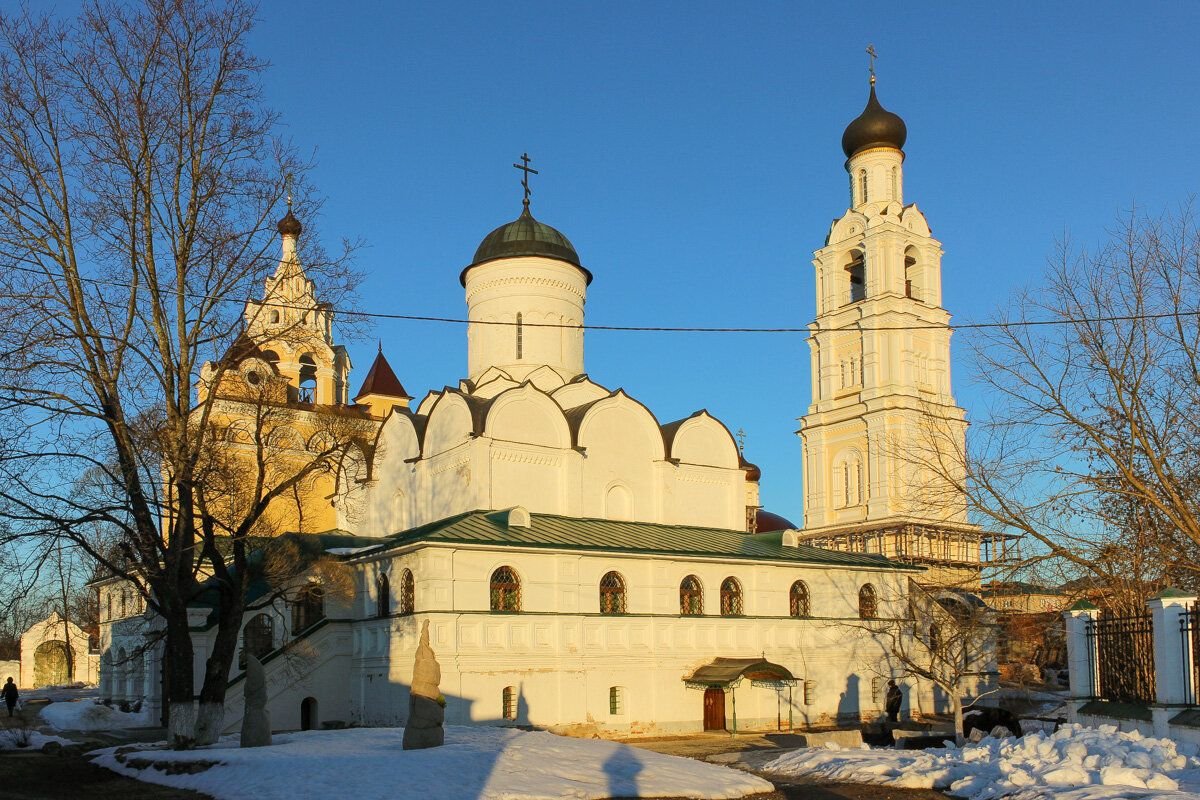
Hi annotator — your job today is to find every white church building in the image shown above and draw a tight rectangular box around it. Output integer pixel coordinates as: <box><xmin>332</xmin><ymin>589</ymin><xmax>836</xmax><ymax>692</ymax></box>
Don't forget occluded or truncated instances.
<box><xmin>98</xmin><ymin>78</ymin><xmax>993</xmax><ymax>736</ymax></box>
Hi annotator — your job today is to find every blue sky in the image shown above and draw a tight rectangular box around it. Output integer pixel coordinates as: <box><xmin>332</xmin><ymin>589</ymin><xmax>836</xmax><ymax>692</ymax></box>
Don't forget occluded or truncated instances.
<box><xmin>36</xmin><ymin>1</ymin><xmax>1200</xmax><ymax>523</ymax></box>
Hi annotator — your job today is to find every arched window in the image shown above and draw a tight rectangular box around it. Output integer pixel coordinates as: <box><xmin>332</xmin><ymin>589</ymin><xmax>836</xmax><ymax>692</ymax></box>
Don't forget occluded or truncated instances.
<box><xmin>720</xmin><ymin>577</ymin><xmax>743</xmax><ymax>616</ymax></box>
<box><xmin>789</xmin><ymin>580</ymin><xmax>811</xmax><ymax>618</ymax></box>
<box><xmin>269</xmin><ymin>309</ymin><xmax>280</xmax><ymax>324</ymax></box>
<box><xmin>400</xmin><ymin>569</ymin><xmax>415</xmax><ymax>615</ymax></box>
<box><xmin>891</xmin><ymin>166</ymin><xmax>899</xmax><ymax>200</ymax></box>
<box><xmin>298</xmin><ymin>353</ymin><xmax>317</xmax><ymax>403</ymax></box>
<box><xmin>845</xmin><ymin>250</ymin><xmax>865</xmax><ymax>304</ymax></box>
<box><xmin>292</xmin><ymin>584</ymin><xmax>325</xmax><ymax>633</ymax></box>
<box><xmin>376</xmin><ymin>573</ymin><xmax>390</xmax><ymax>618</ymax></box>
<box><xmin>929</xmin><ymin>623</ymin><xmax>941</xmax><ymax>652</ymax></box>
<box><xmin>490</xmin><ymin>566</ymin><xmax>521</xmax><ymax>612</ymax></box>
<box><xmin>859</xmin><ymin>169</ymin><xmax>868</xmax><ymax>204</ymax></box>
<box><xmin>904</xmin><ymin>246</ymin><xmax>919</xmax><ymax>301</ymax></box>
<box><xmin>679</xmin><ymin>575</ymin><xmax>703</xmax><ymax>616</ymax></box>
<box><xmin>609</xmin><ymin>686</ymin><xmax>625</xmax><ymax>715</ymax></box>
<box><xmin>106</xmin><ymin>594</ymin><xmax>112</xmax><ymax>621</ymax></box>
<box><xmin>502</xmin><ymin>686</ymin><xmax>517</xmax><ymax>720</ymax></box>
<box><xmin>515</xmin><ymin>313</ymin><xmax>523</xmax><ymax>359</ymax></box>
<box><xmin>859</xmin><ymin>584</ymin><xmax>878</xmax><ymax>620</ymax></box>
<box><xmin>599</xmin><ymin>571</ymin><xmax>626</xmax><ymax>615</ymax></box>
<box><xmin>241</xmin><ymin>613</ymin><xmax>274</xmax><ymax>669</ymax></box>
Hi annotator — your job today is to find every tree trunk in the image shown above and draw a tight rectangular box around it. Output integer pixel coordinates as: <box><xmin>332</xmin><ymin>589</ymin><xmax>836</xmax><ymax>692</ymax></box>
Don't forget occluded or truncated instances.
<box><xmin>163</xmin><ymin>607</ymin><xmax>197</xmax><ymax>749</ymax></box>
<box><xmin>950</xmin><ymin>691</ymin><xmax>965</xmax><ymax>747</ymax></box>
<box><xmin>194</xmin><ymin>592</ymin><xmax>246</xmax><ymax>745</ymax></box>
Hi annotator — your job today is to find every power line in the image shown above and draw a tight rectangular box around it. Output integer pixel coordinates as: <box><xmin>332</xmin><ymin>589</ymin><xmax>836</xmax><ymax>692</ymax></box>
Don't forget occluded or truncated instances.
<box><xmin>6</xmin><ymin>260</ymin><xmax>1199</xmax><ymax>334</ymax></box>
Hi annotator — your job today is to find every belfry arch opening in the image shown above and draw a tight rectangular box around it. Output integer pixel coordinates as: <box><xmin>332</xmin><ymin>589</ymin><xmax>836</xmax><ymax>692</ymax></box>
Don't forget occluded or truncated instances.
<box><xmin>844</xmin><ymin>249</ymin><xmax>865</xmax><ymax>305</ymax></box>
<box><xmin>904</xmin><ymin>246</ymin><xmax>921</xmax><ymax>301</ymax></box>
<box><xmin>298</xmin><ymin>353</ymin><xmax>317</xmax><ymax>402</ymax></box>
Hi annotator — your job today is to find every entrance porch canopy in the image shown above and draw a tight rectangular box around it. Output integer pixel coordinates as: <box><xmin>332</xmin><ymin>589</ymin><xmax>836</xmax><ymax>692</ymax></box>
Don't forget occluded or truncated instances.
<box><xmin>683</xmin><ymin>657</ymin><xmax>796</xmax><ymax>689</ymax></box>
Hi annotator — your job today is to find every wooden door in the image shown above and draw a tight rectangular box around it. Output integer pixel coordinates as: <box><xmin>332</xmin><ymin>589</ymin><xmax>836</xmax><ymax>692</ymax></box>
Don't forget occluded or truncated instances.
<box><xmin>703</xmin><ymin>687</ymin><xmax>726</xmax><ymax>731</ymax></box>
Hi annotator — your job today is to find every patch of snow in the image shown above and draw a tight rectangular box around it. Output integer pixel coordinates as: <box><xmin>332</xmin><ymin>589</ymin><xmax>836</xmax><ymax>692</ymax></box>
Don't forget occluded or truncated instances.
<box><xmin>765</xmin><ymin>723</ymin><xmax>1200</xmax><ymax>800</ymax></box>
<box><xmin>0</xmin><ymin>729</ymin><xmax>71</xmax><ymax>751</ymax></box>
<box><xmin>41</xmin><ymin>697</ymin><xmax>153</xmax><ymax>731</ymax></box>
<box><xmin>325</xmin><ymin>546</ymin><xmax>378</xmax><ymax>555</ymax></box>
<box><xmin>91</xmin><ymin>725</ymin><xmax>773</xmax><ymax>800</ymax></box>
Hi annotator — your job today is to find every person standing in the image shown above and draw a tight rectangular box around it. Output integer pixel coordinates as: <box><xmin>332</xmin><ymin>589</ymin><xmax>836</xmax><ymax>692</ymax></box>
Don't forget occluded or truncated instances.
<box><xmin>885</xmin><ymin>679</ymin><xmax>902</xmax><ymax>723</ymax></box>
<box><xmin>2</xmin><ymin>677</ymin><xmax>17</xmax><ymax>717</ymax></box>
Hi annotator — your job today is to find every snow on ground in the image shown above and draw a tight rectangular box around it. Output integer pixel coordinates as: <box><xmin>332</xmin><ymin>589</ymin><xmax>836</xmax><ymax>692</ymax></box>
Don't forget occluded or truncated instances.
<box><xmin>765</xmin><ymin>723</ymin><xmax>1200</xmax><ymax>800</ymax></box>
<box><xmin>41</xmin><ymin>696</ymin><xmax>152</xmax><ymax>731</ymax></box>
<box><xmin>92</xmin><ymin>725</ymin><xmax>774</xmax><ymax>800</ymax></box>
<box><xmin>0</xmin><ymin>727</ymin><xmax>70</xmax><ymax>752</ymax></box>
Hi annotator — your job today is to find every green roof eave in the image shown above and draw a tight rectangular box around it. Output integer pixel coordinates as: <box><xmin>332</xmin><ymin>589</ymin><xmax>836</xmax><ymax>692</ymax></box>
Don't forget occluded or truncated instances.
<box><xmin>361</xmin><ymin>510</ymin><xmax>922</xmax><ymax>571</ymax></box>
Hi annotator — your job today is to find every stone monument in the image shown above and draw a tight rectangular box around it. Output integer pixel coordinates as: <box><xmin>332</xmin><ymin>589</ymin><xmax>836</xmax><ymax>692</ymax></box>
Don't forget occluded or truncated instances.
<box><xmin>240</xmin><ymin>654</ymin><xmax>272</xmax><ymax>747</ymax></box>
<box><xmin>402</xmin><ymin>620</ymin><xmax>444</xmax><ymax>749</ymax></box>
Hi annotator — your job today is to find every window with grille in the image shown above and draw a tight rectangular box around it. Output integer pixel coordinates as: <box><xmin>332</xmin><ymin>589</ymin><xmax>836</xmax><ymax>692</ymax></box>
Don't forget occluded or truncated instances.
<box><xmin>502</xmin><ymin>686</ymin><xmax>517</xmax><ymax>720</ymax></box>
<box><xmin>859</xmin><ymin>170</ymin><xmax>868</xmax><ymax>204</ymax></box>
<box><xmin>679</xmin><ymin>575</ymin><xmax>703</xmax><ymax>615</ymax></box>
<box><xmin>609</xmin><ymin>686</ymin><xmax>624</xmax><ymax>715</ymax></box>
<box><xmin>720</xmin><ymin>577</ymin><xmax>743</xmax><ymax>616</ymax></box>
<box><xmin>516</xmin><ymin>313</ymin><xmax>523</xmax><ymax>359</ymax></box>
<box><xmin>400</xmin><ymin>569</ymin><xmax>415</xmax><ymax>615</ymax></box>
<box><xmin>376</xmin><ymin>573</ymin><xmax>390</xmax><ymax>618</ymax></box>
<box><xmin>789</xmin><ymin>580</ymin><xmax>811</xmax><ymax>618</ymax></box>
<box><xmin>599</xmin><ymin>571</ymin><xmax>626</xmax><ymax>615</ymax></box>
<box><xmin>490</xmin><ymin>566</ymin><xmax>521</xmax><ymax>612</ymax></box>
<box><xmin>859</xmin><ymin>584</ymin><xmax>878</xmax><ymax>620</ymax></box>
<box><xmin>292</xmin><ymin>584</ymin><xmax>325</xmax><ymax>633</ymax></box>
<box><xmin>241</xmin><ymin>614</ymin><xmax>274</xmax><ymax>669</ymax></box>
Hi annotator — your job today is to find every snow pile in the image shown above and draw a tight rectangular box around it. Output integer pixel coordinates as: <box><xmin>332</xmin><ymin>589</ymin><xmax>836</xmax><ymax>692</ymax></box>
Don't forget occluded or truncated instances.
<box><xmin>0</xmin><ymin>727</ymin><xmax>70</xmax><ymax>751</ymax></box>
<box><xmin>765</xmin><ymin>724</ymin><xmax>1200</xmax><ymax>800</ymax></box>
<box><xmin>92</xmin><ymin>725</ymin><xmax>773</xmax><ymax>800</ymax></box>
<box><xmin>41</xmin><ymin>698</ymin><xmax>152</xmax><ymax>731</ymax></box>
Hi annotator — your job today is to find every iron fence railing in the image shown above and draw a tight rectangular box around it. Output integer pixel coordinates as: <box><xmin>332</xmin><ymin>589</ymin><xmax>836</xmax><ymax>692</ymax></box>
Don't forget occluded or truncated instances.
<box><xmin>1180</xmin><ymin>604</ymin><xmax>1200</xmax><ymax>706</ymax></box>
<box><xmin>1086</xmin><ymin>611</ymin><xmax>1155</xmax><ymax>705</ymax></box>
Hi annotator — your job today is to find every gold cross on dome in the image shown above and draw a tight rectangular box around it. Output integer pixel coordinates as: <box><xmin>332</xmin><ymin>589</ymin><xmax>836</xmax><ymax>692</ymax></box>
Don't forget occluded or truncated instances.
<box><xmin>513</xmin><ymin>152</ymin><xmax>539</xmax><ymax>210</ymax></box>
<box><xmin>285</xmin><ymin>172</ymin><xmax>294</xmax><ymax>207</ymax></box>
<box><xmin>866</xmin><ymin>44</ymin><xmax>878</xmax><ymax>85</ymax></box>
<box><xmin>736</xmin><ymin>428</ymin><xmax>747</xmax><ymax>454</ymax></box>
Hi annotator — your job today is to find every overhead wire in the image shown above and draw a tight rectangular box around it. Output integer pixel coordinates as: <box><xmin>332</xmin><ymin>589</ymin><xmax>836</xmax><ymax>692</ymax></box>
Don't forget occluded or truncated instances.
<box><xmin>5</xmin><ymin>260</ymin><xmax>1197</xmax><ymax>334</ymax></box>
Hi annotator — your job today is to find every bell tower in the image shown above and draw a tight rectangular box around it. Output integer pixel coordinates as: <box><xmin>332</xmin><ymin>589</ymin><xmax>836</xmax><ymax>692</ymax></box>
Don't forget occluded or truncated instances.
<box><xmin>797</xmin><ymin>64</ymin><xmax>982</xmax><ymax>587</ymax></box>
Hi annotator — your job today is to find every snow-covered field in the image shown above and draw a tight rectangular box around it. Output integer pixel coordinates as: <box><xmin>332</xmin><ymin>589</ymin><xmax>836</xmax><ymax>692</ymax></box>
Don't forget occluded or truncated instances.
<box><xmin>765</xmin><ymin>723</ymin><xmax>1200</xmax><ymax>800</ymax></box>
<box><xmin>41</xmin><ymin>697</ymin><xmax>152</xmax><ymax>731</ymax></box>
<box><xmin>92</xmin><ymin>725</ymin><xmax>774</xmax><ymax>800</ymax></box>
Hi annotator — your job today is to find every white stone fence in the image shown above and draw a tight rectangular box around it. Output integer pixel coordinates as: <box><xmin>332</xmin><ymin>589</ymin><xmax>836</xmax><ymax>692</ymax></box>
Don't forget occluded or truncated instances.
<box><xmin>1064</xmin><ymin>588</ymin><xmax>1200</xmax><ymax>742</ymax></box>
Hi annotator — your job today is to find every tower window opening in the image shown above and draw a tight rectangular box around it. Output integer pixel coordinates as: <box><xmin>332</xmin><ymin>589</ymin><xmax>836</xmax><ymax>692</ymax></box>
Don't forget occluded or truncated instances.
<box><xmin>502</xmin><ymin>686</ymin><xmax>517</xmax><ymax>720</ymax></box>
<box><xmin>891</xmin><ymin>166</ymin><xmax>899</xmax><ymax>201</ymax></box>
<box><xmin>905</xmin><ymin>247</ymin><xmax>920</xmax><ymax>301</ymax></box>
<box><xmin>269</xmin><ymin>309</ymin><xmax>280</xmax><ymax>324</ymax></box>
<box><xmin>859</xmin><ymin>170</ymin><xmax>868</xmax><ymax>204</ymax></box>
<box><xmin>516</xmin><ymin>313</ymin><xmax>523</xmax><ymax>359</ymax></box>
<box><xmin>298</xmin><ymin>353</ymin><xmax>317</xmax><ymax>403</ymax></box>
<box><xmin>846</xmin><ymin>251</ymin><xmax>865</xmax><ymax>304</ymax></box>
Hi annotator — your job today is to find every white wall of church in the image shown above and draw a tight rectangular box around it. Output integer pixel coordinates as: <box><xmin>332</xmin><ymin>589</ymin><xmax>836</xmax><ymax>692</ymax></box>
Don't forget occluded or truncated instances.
<box><xmin>313</xmin><ymin>543</ymin><xmax>925</xmax><ymax>736</ymax></box>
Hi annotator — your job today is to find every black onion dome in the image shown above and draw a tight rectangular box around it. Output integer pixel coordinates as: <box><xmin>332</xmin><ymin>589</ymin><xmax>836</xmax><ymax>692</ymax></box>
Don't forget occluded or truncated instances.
<box><xmin>461</xmin><ymin>207</ymin><xmax>590</xmax><ymax>286</ymax></box>
<box><xmin>277</xmin><ymin>209</ymin><xmax>302</xmax><ymax>237</ymax></box>
<box><xmin>841</xmin><ymin>84</ymin><xmax>907</xmax><ymax>158</ymax></box>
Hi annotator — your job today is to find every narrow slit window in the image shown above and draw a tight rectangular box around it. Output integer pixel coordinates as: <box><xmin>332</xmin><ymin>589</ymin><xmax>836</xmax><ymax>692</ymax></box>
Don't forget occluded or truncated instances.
<box><xmin>516</xmin><ymin>313</ymin><xmax>523</xmax><ymax>359</ymax></box>
<box><xmin>859</xmin><ymin>170</ymin><xmax>868</xmax><ymax>204</ymax></box>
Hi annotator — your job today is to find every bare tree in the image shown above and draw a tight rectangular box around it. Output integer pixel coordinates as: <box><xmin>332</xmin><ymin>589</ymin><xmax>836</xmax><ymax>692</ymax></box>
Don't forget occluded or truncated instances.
<box><xmin>0</xmin><ymin>0</ymin><xmax>360</xmax><ymax>746</ymax></box>
<box><xmin>895</xmin><ymin>207</ymin><xmax>1200</xmax><ymax>608</ymax></box>
<box><xmin>873</xmin><ymin>580</ymin><xmax>998</xmax><ymax>745</ymax></box>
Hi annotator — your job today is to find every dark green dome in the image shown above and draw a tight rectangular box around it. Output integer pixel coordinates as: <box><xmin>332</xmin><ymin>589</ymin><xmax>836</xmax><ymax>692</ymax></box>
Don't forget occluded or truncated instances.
<box><xmin>461</xmin><ymin>207</ymin><xmax>591</xmax><ymax>285</ymax></box>
<box><xmin>841</xmin><ymin>83</ymin><xmax>907</xmax><ymax>159</ymax></box>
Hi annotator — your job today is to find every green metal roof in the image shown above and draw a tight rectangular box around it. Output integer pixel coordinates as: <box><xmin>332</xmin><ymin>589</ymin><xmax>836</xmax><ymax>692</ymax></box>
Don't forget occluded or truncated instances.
<box><xmin>353</xmin><ymin>510</ymin><xmax>920</xmax><ymax>571</ymax></box>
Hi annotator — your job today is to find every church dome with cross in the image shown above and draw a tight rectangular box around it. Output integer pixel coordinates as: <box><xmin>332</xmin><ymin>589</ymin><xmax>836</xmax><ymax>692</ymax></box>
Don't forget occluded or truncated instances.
<box><xmin>465</xmin><ymin>206</ymin><xmax>586</xmax><ymax>277</ymax></box>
